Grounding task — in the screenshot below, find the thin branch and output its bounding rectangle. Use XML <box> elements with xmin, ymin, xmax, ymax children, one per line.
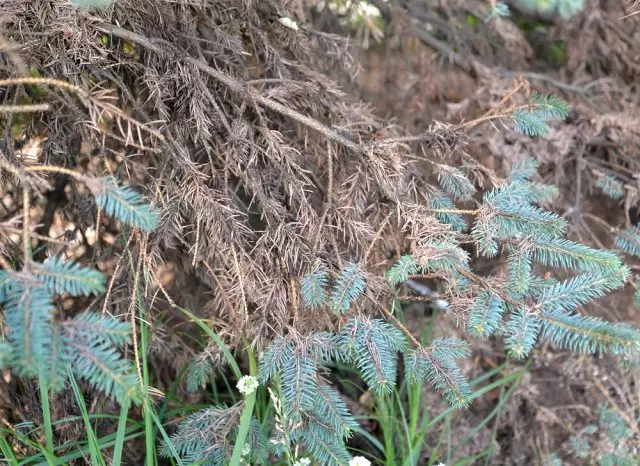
<box><xmin>364</xmin><ymin>211</ymin><xmax>394</xmax><ymax>264</ymax></box>
<box><xmin>95</xmin><ymin>23</ymin><xmax>361</xmax><ymax>153</ymax></box>
<box><xmin>0</xmin><ymin>103</ymin><xmax>50</xmax><ymax>113</ymax></box>
<box><xmin>22</xmin><ymin>188</ymin><xmax>31</xmax><ymax>269</ymax></box>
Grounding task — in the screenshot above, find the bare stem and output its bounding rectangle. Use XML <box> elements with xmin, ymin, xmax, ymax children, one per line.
<box><xmin>428</xmin><ymin>208</ymin><xmax>478</xmax><ymax>215</ymax></box>
<box><xmin>22</xmin><ymin>188</ymin><xmax>31</xmax><ymax>269</ymax></box>
<box><xmin>0</xmin><ymin>103</ymin><xmax>50</xmax><ymax>113</ymax></box>
<box><xmin>381</xmin><ymin>302</ymin><xmax>421</xmax><ymax>348</ymax></box>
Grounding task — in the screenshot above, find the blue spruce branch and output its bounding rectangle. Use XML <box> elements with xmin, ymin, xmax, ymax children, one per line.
<box><xmin>92</xmin><ymin>177</ymin><xmax>159</xmax><ymax>232</ymax></box>
<box><xmin>339</xmin><ymin>317</ymin><xmax>406</xmax><ymax>395</ymax></box>
<box><xmin>301</xmin><ymin>262</ymin><xmax>329</xmax><ymax>308</ymax></box>
<box><xmin>329</xmin><ymin>263</ymin><xmax>366</xmax><ymax>314</ymax></box>
<box><xmin>34</xmin><ymin>256</ymin><xmax>106</xmax><ymax>297</ymax></box>
<box><xmin>505</xmin><ymin>307</ymin><xmax>541</xmax><ymax>358</ymax></box>
<box><xmin>615</xmin><ymin>226</ymin><xmax>640</xmax><ymax>257</ymax></box>
<box><xmin>596</xmin><ymin>172</ymin><xmax>625</xmax><ymax>200</ymax></box>
<box><xmin>428</xmin><ymin>192</ymin><xmax>468</xmax><ymax>231</ymax></box>
<box><xmin>468</xmin><ymin>291</ymin><xmax>504</xmax><ymax>338</ymax></box>
<box><xmin>435</xmin><ymin>165</ymin><xmax>476</xmax><ymax>202</ymax></box>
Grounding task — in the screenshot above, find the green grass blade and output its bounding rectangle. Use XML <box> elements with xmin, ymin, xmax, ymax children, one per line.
<box><xmin>229</xmin><ymin>347</ymin><xmax>257</xmax><ymax>466</ymax></box>
<box><xmin>68</xmin><ymin>369</ymin><xmax>106</xmax><ymax>466</ymax></box>
<box><xmin>146</xmin><ymin>404</ymin><xmax>183</xmax><ymax>465</ymax></box>
<box><xmin>112</xmin><ymin>397</ymin><xmax>130</xmax><ymax>466</ymax></box>
<box><xmin>0</xmin><ymin>433</ymin><xmax>18</xmax><ymax>464</ymax></box>
<box><xmin>38</xmin><ymin>370</ymin><xmax>54</xmax><ymax>455</ymax></box>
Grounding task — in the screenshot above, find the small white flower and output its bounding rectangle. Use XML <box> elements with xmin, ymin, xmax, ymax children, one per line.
<box><xmin>293</xmin><ymin>458</ymin><xmax>312</xmax><ymax>466</ymax></box>
<box><xmin>435</xmin><ymin>463</ymin><xmax>447</xmax><ymax>466</ymax></box>
<box><xmin>434</xmin><ymin>299</ymin><xmax>450</xmax><ymax>311</ymax></box>
<box><xmin>278</xmin><ymin>16</ymin><xmax>299</xmax><ymax>31</ymax></box>
<box><xmin>349</xmin><ymin>456</ymin><xmax>371</xmax><ymax>466</ymax></box>
<box><xmin>236</xmin><ymin>375</ymin><xmax>259</xmax><ymax>395</ymax></box>
<box><xmin>241</xmin><ymin>443</ymin><xmax>251</xmax><ymax>457</ymax></box>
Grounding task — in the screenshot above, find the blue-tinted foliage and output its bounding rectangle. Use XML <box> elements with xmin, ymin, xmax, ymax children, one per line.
<box><xmin>340</xmin><ymin>317</ymin><xmax>406</xmax><ymax>395</ymax></box>
<box><xmin>505</xmin><ymin>307</ymin><xmax>541</xmax><ymax>358</ymax></box>
<box><xmin>615</xmin><ymin>226</ymin><xmax>640</xmax><ymax>257</ymax></box>
<box><xmin>301</xmin><ymin>262</ymin><xmax>329</xmax><ymax>308</ymax></box>
<box><xmin>159</xmin><ymin>405</ymin><xmax>241</xmax><ymax>465</ymax></box>
<box><xmin>0</xmin><ymin>269</ymin><xmax>140</xmax><ymax>404</ymax></box>
<box><xmin>540</xmin><ymin>309</ymin><xmax>640</xmax><ymax>356</ymax></box>
<box><xmin>507</xmin><ymin>246</ymin><xmax>533</xmax><ymax>295</ymax></box>
<box><xmin>34</xmin><ymin>256</ymin><xmax>106</xmax><ymax>296</ymax></box>
<box><xmin>436</xmin><ymin>165</ymin><xmax>476</xmax><ymax>201</ymax></box>
<box><xmin>531</xmin><ymin>237</ymin><xmax>622</xmax><ymax>272</ymax></box>
<box><xmin>404</xmin><ymin>339</ymin><xmax>471</xmax><ymax>408</ymax></box>
<box><xmin>94</xmin><ymin>177</ymin><xmax>159</xmax><ymax>232</ymax></box>
<box><xmin>468</xmin><ymin>291</ymin><xmax>504</xmax><ymax>338</ymax></box>
<box><xmin>537</xmin><ymin>269</ymin><xmax>629</xmax><ymax>314</ymax></box>
<box><xmin>428</xmin><ymin>191</ymin><xmax>468</xmax><ymax>231</ymax></box>
<box><xmin>185</xmin><ymin>352</ymin><xmax>214</xmax><ymax>393</ymax></box>
<box><xmin>329</xmin><ymin>263</ymin><xmax>366</xmax><ymax>314</ymax></box>
<box><xmin>386</xmin><ymin>255</ymin><xmax>421</xmax><ymax>287</ymax></box>
<box><xmin>509</xmin><ymin>158</ymin><xmax>539</xmax><ymax>182</ymax></box>
<box><xmin>512</xmin><ymin>92</ymin><xmax>570</xmax><ymax>137</ymax></box>
<box><xmin>596</xmin><ymin>172</ymin><xmax>625</xmax><ymax>200</ymax></box>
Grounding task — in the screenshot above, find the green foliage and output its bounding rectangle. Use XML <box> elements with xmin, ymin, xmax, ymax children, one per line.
<box><xmin>517</xmin><ymin>0</ymin><xmax>585</xmax><ymax>19</ymax></box>
<box><xmin>435</xmin><ymin>165</ymin><xmax>476</xmax><ymax>201</ymax></box>
<box><xmin>428</xmin><ymin>191</ymin><xmax>468</xmax><ymax>231</ymax></box>
<box><xmin>512</xmin><ymin>92</ymin><xmax>570</xmax><ymax>138</ymax></box>
<box><xmin>340</xmin><ymin>317</ymin><xmax>406</xmax><ymax>395</ymax></box>
<box><xmin>468</xmin><ymin>291</ymin><xmax>504</xmax><ymax>338</ymax></box>
<box><xmin>93</xmin><ymin>177</ymin><xmax>159</xmax><ymax>232</ymax></box>
<box><xmin>404</xmin><ymin>338</ymin><xmax>471</xmax><ymax>407</ymax></box>
<box><xmin>615</xmin><ymin>225</ymin><xmax>640</xmax><ymax>257</ymax></box>
<box><xmin>0</xmin><ymin>270</ymin><xmax>139</xmax><ymax>404</ymax></box>
<box><xmin>34</xmin><ymin>256</ymin><xmax>106</xmax><ymax>296</ymax></box>
<box><xmin>567</xmin><ymin>405</ymin><xmax>636</xmax><ymax>465</ymax></box>
<box><xmin>596</xmin><ymin>172</ymin><xmax>625</xmax><ymax>200</ymax></box>
<box><xmin>301</xmin><ymin>262</ymin><xmax>329</xmax><ymax>309</ymax></box>
<box><xmin>330</xmin><ymin>263</ymin><xmax>366</xmax><ymax>314</ymax></box>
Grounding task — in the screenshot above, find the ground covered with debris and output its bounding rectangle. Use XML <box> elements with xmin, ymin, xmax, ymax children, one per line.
<box><xmin>1</xmin><ymin>0</ymin><xmax>639</xmax><ymax>464</ymax></box>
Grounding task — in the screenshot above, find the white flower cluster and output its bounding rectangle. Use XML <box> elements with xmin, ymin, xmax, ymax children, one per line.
<box><xmin>236</xmin><ymin>375</ymin><xmax>259</xmax><ymax>395</ymax></box>
<box><xmin>293</xmin><ymin>458</ymin><xmax>312</xmax><ymax>466</ymax></box>
<box><xmin>349</xmin><ymin>456</ymin><xmax>371</xmax><ymax>466</ymax></box>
